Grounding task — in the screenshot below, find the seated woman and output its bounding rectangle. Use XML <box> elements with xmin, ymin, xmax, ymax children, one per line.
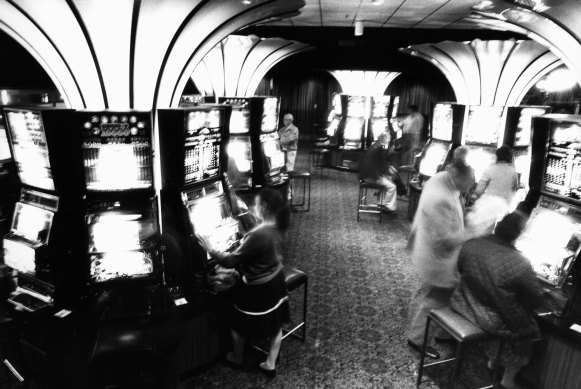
<box><xmin>450</xmin><ymin>211</ymin><xmax>543</xmax><ymax>389</ymax></box>
<box><xmin>196</xmin><ymin>187</ymin><xmax>290</xmax><ymax>378</ymax></box>
<box><xmin>467</xmin><ymin>145</ymin><xmax>519</xmax><ymax>233</ymax></box>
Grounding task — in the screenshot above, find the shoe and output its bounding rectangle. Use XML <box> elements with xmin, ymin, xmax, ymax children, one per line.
<box><xmin>259</xmin><ymin>362</ymin><xmax>276</xmax><ymax>378</ymax></box>
<box><xmin>407</xmin><ymin>339</ymin><xmax>440</xmax><ymax>359</ymax></box>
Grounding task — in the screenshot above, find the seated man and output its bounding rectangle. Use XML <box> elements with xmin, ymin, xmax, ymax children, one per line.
<box><xmin>451</xmin><ymin>211</ymin><xmax>543</xmax><ymax>389</ymax></box>
<box><xmin>358</xmin><ymin>132</ymin><xmax>397</xmax><ymax>213</ymax></box>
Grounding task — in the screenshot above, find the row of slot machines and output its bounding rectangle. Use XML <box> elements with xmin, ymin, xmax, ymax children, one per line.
<box><xmin>417</xmin><ymin>103</ymin><xmax>581</xmax><ymax>325</ymax></box>
<box><xmin>417</xmin><ymin>102</ymin><xmax>552</xmax><ymax>186</ymax></box>
<box><xmin>324</xmin><ymin>93</ymin><xmax>400</xmax><ymax>151</ymax></box>
<box><xmin>0</xmin><ymin>97</ymin><xmax>286</xmax><ymax>315</ymax></box>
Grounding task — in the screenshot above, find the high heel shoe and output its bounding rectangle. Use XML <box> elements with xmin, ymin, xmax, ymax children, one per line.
<box><xmin>259</xmin><ymin>362</ymin><xmax>276</xmax><ymax>378</ymax></box>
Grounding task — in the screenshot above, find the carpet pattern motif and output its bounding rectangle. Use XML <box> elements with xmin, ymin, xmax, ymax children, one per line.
<box><xmin>181</xmin><ymin>150</ymin><xmax>531</xmax><ymax>389</ymax></box>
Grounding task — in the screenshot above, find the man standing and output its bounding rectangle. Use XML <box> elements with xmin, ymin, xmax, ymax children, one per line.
<box><xmin>406</xmin><ymin>160</ymin><xmax>479</xmax><ymax>359</ymax></box>
<box><xmin>359</xmin><ymin>132</ymin><xmax>397</xmax><ymax>213</ymax></box>
<box><xmin>401</xmin><ymin>105</ymin><xmax>425</xmax><ymax>165</ymax></box>
<box><xmin>278</xmin><ymin>113</ymin><xmax>299</xmax><ymax>172</ymax></box>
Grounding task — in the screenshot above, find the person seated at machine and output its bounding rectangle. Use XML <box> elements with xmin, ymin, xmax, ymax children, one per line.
<box><xmin>467</xmin><ymin>145</ymin><xmax>518</xmax><ymax>234</ymax></box>
<box><xmin>196</xmin><ymin>187</ymin><xmax>291</xmax><ymax>378</ymax></box>
<box><xmin>358</xmin><ymin>132</ymin><xmax>400</xmax><ymax>213</ymax></box>
<box><xmin>451</xmin><ymin>211</ymin><xmax>543</xmax><ymax>389</ymax></box>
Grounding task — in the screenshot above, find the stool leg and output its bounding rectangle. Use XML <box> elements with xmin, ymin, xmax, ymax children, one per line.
<box><xmin>449</xmin><ymin>342</ymin><xmax>464</xmax><ymax>389</ymax></box>
<box><xmin>417</xmin><ymin>315</ymin><xmax>432</xmax><ymax>387</ymax></box>
<box><xmin>301</xmin><ymin>279</ymin><xmax>308</xmax><ymax>341</ymax></box>
<box><xmin>306</xmin><ymin>176</ymin><xmax>311</xmax><ymax>211</ymax></box>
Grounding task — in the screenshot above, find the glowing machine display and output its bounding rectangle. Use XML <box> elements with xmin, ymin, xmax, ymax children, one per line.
<box><xmin>77</xmin><ymin>110</ymin><xmax>160</xmax><ymax>287</ymax></box>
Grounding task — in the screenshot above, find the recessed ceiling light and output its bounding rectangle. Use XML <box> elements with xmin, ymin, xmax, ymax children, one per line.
<box><xmin>241</xmin><ymin>0</ymin><xmax>254</xmax><ymax>4</ymax></box>
<box><xmin>371</xmin><ymin>0</ymin><xmax>384</xmax><ymax>5</ymax></box>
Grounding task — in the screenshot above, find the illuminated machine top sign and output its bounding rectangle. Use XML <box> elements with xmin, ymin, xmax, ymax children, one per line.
<box><xmin>5</xmin><ymin>110</ymin><xmax>54</xmax><ymax>191</ymax></box>
<box><xmin>515</xmin><ymin>107</ymin><xmax>549</xmax><ymax>147</ymax></box>
<box><xmin>79</xmin><ymin>112</ymin><xmax>153</xmax><ymax>192</ymax></box>
<box><xmin>543</xmin><ymin>119</ymin><xmax>581</xmax><ymax>200</ymax></box>
<box><xmin>261</xmin><ymin>97</ymin><xmax>279</xmax><ymax>133</ymax></box>
<box><xmin>347</xmin><ymin>96</ymin><xmax>367</xmax><ymax>118</ymax></box>
<box><xmin>431</xmin><ymin>103</ymin><xmax>454</xmax><ymax>142</ymax></box>
<box><xmin>184</xmin><ymin>109</ymin><xmax>222</xmax><ymax>185</ymax></box>
<box><xmin>464</xmin><ymin>105</ymin><xmax>505</xmax><ymax>146</ymax></box>
<box><xmin>223</xmin><ymin>98</ymin><xmax>250</xmax><ymax>134</ymax></box>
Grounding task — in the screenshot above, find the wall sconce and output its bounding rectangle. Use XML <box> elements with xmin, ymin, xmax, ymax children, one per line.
<box><xmin>354</xmin><ymin>20</ymin><xmax>364</xmax><ymax>36</ymax></box>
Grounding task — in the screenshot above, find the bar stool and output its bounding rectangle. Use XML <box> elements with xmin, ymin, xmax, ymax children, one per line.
<box><xmin>417</xmin><ymin>307</ymin><xmax>505</xmax><ymax>389</ymax></box>
<box><xmin>282</xmin><ymin>266</ymin><xmax>308</xmax><ymax>341</ymax></box>
<box><xmin>357</xmin><ymin>180</ymin><xmax>386</xmax><ymax>222</ymax></box>
<box><xmin>310</xmin><ymin>148</ymin><xmax>329</xmax><ymax>174</ymax></box>
<box><xmin>397</xmin><ymin>164</ymin><xmax>417</xmax><ymax>198</ymax></box>
<box><xmin>288</xmin><ymin>171</ymin><xmax>311</xmax><ymax>212</ymax></box>
<box><xmin>253</xmin><ymin>266</ymin><xmax>307</xmax><ymax>356</ymax></box>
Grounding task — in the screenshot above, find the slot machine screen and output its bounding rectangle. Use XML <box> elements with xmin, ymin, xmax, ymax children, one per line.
<box><xmin>464</xmin><ymin>105</ymin><xmax>504</xmax><ymax>146</ymax></box>
<box><xmin>262</xmin><ymin>139</ymin><xmax>285</xmax><ymax>171</ymax></box>
<box><xmin>326</xmin><ymin>116</ymin><xmax>341</xmax><ymax>137</ymax></box>
<box><xmin>347</xmin><ymin>96</ymin><xmax>366</xmax><ymax>118</ymax></box>
<box><xmin>9</xmin><ymin>202</ymin><xmax>54</xmax><ymax>245</ymax></box>
<box><xmin>183</xmin><ymin>110</ymin><xmax>221</xmax><ymax>185</ymax></box>
<box><xmin>344</xmin><ymin>117</ymin><xmax>364</xmax><ymax>141</ymax></box>
<box><xmin>80</xmin><ymin>113</ymin><xmax>153</xmax><ymax>191</ymax></box>
<box><xmin>87</xmin><ymin>211</ymin><xmax>155</xmax><ymax>283</ymax></box>
<box><xmin>371</xmin><ymin>118</ymin><xmax>388</xmax><ymax>141</ymax></box>
<box><xmin>418</xmin><ymin>140</ymin><xmax>452</xmax><ymax>177</ymax></box>
<box><xmin>184</xmin><ymin>182</ymin><xmax>241</xmax><ymax>254</ymax></box>
<box><xmin>431</xmin><ymin>103</ymin><xmax>454</xmax><ymax>141</ymax></box>
<box><xmin>261</xmin><ymin>97</ymin><xmax>279</xmax><ymax>133</ymax></box>
<box><xmin>0</xmin><ymin>116</ymin><xmax>11</xmax><ymax>162</ymax></box>
<box><xmin>5</xmin><ymin>109</ymin><xmax>54</xmax><ymax>191</ymax></box>
<box><xmin>227</xmin><ymin>136</ymin><xmax>252</xmax><ymax>173</ymax></box>
<box><xmin>542</xmin><ymin>119</ymin><xmax>581</xmax><ymax>200</ymax></box>
<box><xmin>515</xmin><ymin>107</ymin><xmax>548</xmax><ymax>147</ymax></box>
<box><xmin>514</xmin><ymin>197</ymin><xmax>581</xmax><ymax>287</ymax></box>
<box><xmin>465</xmin><ymin>145</ymin><xmax>496</xmax><ymax>183</ymax></box>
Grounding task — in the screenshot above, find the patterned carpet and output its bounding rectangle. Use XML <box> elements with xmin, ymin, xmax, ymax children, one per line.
<box><xmin>180</xmin><ymin>148</ymin><xmax>533</xmax><ymax>389</ymax></box>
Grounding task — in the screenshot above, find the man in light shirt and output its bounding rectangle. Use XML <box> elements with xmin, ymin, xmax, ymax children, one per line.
<box><xmin>278</xmin><ymin>113</ymin><xmax>299</xmax><ymax>172</ymax></box>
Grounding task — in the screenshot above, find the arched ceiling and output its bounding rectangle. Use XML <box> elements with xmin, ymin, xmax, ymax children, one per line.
<box><xmin>191</xmin><ymin>34</ymin><xmax>312</xmax><ymax>97</ymax></box>
<box><xmin>0</xmin><ymin>0</ymin><xmax>305</xmax><ymax>109</ymax></box>
<box><xmin>399</xmin><ymin>38</ymin><xmax>563</xmax><ymax>106</ymax></box>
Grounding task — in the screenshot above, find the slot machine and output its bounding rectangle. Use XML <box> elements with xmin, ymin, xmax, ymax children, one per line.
<box><xmin>76</xmin><ymin>110</ymin><xmax>161</xmax><ymax>308</ymax></box>
<box><xmin>461</xmin><ymin>105</ymin><xmax>506</xmax><ymax>183</ymax></box>
<box><xmin>330</xmin><ymin>95</ymin><xmax>369</xmax><ymax>171</ymax></box>
<box><xmin>158</xmin><ymin>106</ymin><xmax>245</xmax><ymax>291</ymax></box>
<box><xmin>368</xmin><ymin>95</ymin><xmax>394</xmax><ymax>147</ymax></box>
<box><xmin>218</xmin><ymin>97</ymin><xmax>287</xmax><ymax>195</ymax></box>
<box><xmin>325</xmin><ymin>93</ymin><xmax>346</xmax><ymax>146</ymax></box>
<box><xmin>503</xmin><ymin>105</ymin><xmax>552</xmax><ymax>191</ymax></box>
<box><xmin>416</xmin><ymin>102</ymin><xmax>466</xmax><ymax>181</ymax></box>
<box><xmin>516</xmin><ymin>114</ymin><xmax>581</xmax><ymax>325</ymax></box>
<box><xmin>0</xmin><ymin>110</ymin><xmax>17</xmax><ymax>235</ymax></box>
<box><xmin>2</xmin><ymin>108</ymin><xmax>85</xmax><ymax>312</ymax></box>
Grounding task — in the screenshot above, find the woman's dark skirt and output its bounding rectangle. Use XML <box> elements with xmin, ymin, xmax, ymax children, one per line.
<box><xmin>232</xmin><ymin>270</ymin><xmax>290</xmax><ymax>339</ymax></box>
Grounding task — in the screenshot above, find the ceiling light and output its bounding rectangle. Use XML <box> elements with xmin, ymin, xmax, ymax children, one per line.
<box><xmin>241</xmin><ymin>0</ymin><xmax>254</xmax><ymax>4</ymax></box>
<box><xmin>354</xmin><ymin>20</ymin><xmax>364</xmax><ymax>36</ymax></box>
<box><xmin>371</xmin><ymin>0</ymin><xmax>384</xmax><ymax>5</ymax></box>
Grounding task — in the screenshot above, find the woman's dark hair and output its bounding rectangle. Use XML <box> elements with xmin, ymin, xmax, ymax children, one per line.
<box><xmin>257</xmin><ymin>187</ymin><xmax>290</xmax><ymax>232</ymax></box>
<box><xmin>496</xmin><ymin>145</ymin><xmax>514</xmax><ymax>163</ymax></box>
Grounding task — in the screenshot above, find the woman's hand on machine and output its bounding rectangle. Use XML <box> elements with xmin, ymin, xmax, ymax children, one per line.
<box><xmin>196</xmin><ymin>232</ymin><xmax>212</xmax><ymax>252</ymax></box>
